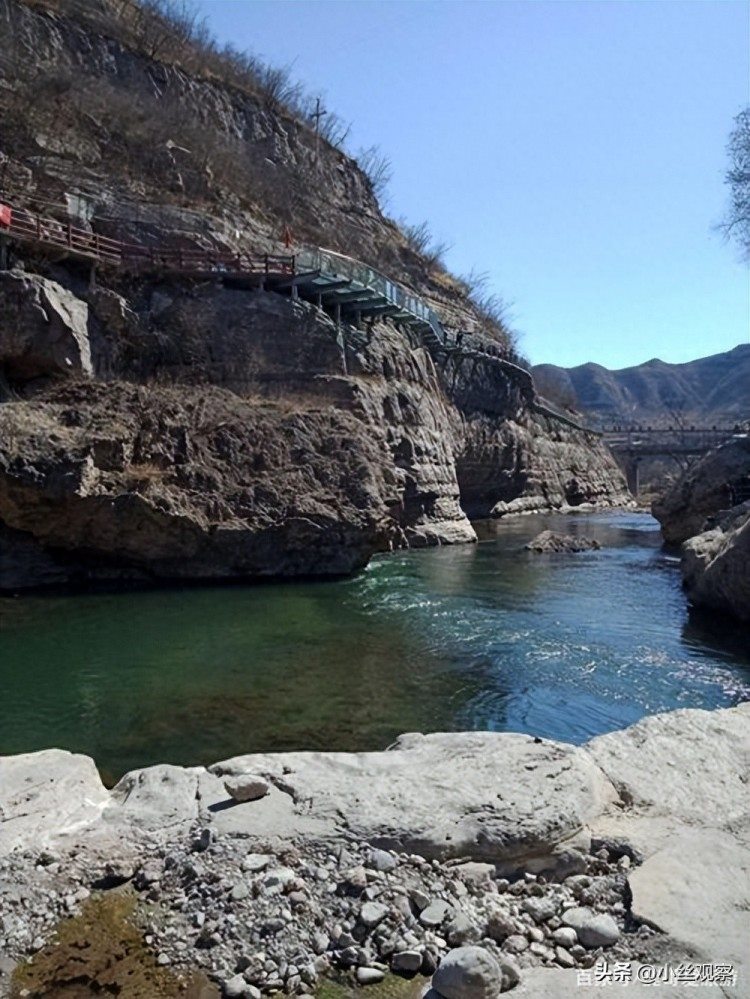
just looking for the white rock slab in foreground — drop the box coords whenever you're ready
[0,749,108,856]
[1,703,748,995]
[208,730,616,863]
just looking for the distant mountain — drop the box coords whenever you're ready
[532,344,750,426]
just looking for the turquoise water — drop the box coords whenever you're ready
[1,512,748,781]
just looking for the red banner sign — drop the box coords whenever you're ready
[0,204,11,227]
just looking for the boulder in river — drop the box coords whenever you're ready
[525,530,601,553]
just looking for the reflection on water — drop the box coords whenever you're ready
[1,512,748,779]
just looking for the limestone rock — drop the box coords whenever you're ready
[585,704,750,830]
[653,434,750,544]
[210,730,615,862]
[525,530,601,553]
[681,504,750,621]
[0,749,108,856]
[561,907,619,948]
[0,271,91,380]
[510,967,728,998]
[628,826,750,975]
[223,774,270,803]
[431,946,508,998]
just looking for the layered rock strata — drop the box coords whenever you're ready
[0,276,628,589]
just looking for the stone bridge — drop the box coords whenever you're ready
[602,427,747,495]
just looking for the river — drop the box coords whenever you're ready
[1,511,748,782]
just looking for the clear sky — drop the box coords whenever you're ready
[196,0,749,369]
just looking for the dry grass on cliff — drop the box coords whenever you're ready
[9,0,521,357]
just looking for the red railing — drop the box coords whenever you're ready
[0,201,295,278]
[1,205,124,264]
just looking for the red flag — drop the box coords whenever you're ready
[0,204,11,227]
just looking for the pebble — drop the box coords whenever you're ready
[242,853,272,873]
[562,907,620,948]
[230,882,250,901]
[453,862,495,886]
[431,945,505,999]
[552,926,578,948]
[342,866,368,892]
[0,835,637,993]
[312,931,329,954]
[556,946,577,968]
[521,895,558,923]
[356,966,385,984]
[419,900,451,927]
[360,902,388,928]
[446,911,477,946]
[409,888,430,911]
[223,974,251,997]
[368,849,397,872]
[485,908,517,942]
[503,934,529,954]
[391,949,422,972]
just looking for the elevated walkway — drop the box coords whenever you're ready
[0,194,602,439]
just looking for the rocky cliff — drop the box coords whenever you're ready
[653,434,750,621]
[0,0,628,589]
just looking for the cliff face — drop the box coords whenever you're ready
[0,273,627,589]
[653,435,750,622]
[0,0,629,589]
[682,504,750,623]
[0,0,479,328]
[652,435,750,544]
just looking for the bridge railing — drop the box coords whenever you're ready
[297,246,446,342]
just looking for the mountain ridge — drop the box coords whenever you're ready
[533,343,750,425]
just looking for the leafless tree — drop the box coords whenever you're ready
[720,107,750,260]
[399,220,451,269]
[356,146,392,200]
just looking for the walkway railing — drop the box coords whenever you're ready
[0,199,294,277]
[296,245,446,342]
[1,193,606,438]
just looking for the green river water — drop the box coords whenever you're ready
[1,511,748,782]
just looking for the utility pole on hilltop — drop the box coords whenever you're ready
[312,96,327,165]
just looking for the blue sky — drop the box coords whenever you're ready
[197,0,749,369]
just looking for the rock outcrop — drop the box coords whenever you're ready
[0,0,630,587]
[0,705,748,996]
[0,275,628,589]
[682,504,750,621]
[0,270,91,381]
[652,434,750,544]
[652,434,750,621]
